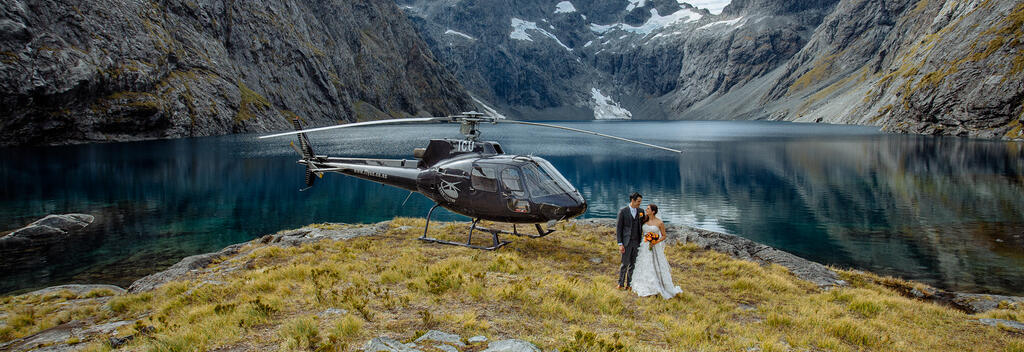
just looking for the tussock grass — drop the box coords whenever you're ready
[2,218,1023,351]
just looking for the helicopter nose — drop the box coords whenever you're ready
[560,193,587,219]
[566,200,587,219]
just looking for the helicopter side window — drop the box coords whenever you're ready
[471,165,497,192]
[500,168,526,197]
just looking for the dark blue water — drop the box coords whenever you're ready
[2,121,1023,295]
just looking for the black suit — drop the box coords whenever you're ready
[616,206,644,287]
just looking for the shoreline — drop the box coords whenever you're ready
[3,218,1023,351]
[8,218,1024,313]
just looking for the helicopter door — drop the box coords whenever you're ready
[499,168,530,213]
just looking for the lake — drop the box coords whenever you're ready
[2,121,1023,295]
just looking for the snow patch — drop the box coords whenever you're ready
[510,17,572,51]
[682,0,731,15]
[698,16,744,30]
[444,29,476,40]
[590,88,632,120]
[589,8,703,36]
[583,40,593,47]
[554,1,577,14]
[626,0,648,11]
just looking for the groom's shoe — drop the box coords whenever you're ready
[616,285,624,290]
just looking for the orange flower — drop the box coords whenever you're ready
[644,231,660,243]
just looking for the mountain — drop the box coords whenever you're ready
[0,0,474,146]
[398,0,1024,139]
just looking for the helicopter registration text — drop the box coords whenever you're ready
[454,140,475,153]
[353,168,388,179]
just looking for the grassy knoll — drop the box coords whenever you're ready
[2,218,1023,351]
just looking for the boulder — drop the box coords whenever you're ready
[435,345,459,352]
[363,337,421,352]
[0,319,132,352]
[976,318,1024,332]
[481,339,541,352]
[414,330,465,347]
[468,336,488,344]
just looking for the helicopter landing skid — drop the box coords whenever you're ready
[510,224,556,238]
[418,204,554,250]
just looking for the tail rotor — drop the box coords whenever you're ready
[289,118,320,191]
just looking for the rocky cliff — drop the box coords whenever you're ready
[400,0,1024,139]
[0,0,474,146]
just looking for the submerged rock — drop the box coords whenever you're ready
[1,214,94,243]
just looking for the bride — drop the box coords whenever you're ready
[631,204,683,299]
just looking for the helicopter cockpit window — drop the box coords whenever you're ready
[520,163,564,198]
[500,168,525,197]
[471,165,497,192]
[535,159,575,193]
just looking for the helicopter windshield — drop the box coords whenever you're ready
[520,162,571,198]
[534,159,575,193]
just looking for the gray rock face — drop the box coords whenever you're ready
[0,0,472,146]
[404,0,1023,139]
[399,0,833,121]
[764,0,1024,139]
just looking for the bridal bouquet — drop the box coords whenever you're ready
[644,231,660,243]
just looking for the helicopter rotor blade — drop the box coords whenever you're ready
[259,117,440,139]
[495,120,682,154]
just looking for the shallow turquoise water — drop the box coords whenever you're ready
[2,121,1023,294]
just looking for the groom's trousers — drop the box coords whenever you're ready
[618,242,640,286]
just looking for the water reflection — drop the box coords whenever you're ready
[1,121,1022,295]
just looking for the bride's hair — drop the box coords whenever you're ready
[648,204,658,215]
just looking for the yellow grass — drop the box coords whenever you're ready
[1,219,1023,351]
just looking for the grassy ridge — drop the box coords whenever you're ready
[2,218,1023,351]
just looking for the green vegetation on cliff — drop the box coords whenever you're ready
[1,219,1023,351]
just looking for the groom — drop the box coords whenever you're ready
[616,192,644,290]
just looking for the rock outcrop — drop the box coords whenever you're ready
[574,218,846,288]
[362,330,539,352]
[0,0,473,146]
[401,0,1024,139]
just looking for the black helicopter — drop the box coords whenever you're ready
[260,112,681,250]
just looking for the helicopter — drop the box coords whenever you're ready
[260,112,681,250]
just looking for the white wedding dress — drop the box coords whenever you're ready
[631,224,683,299]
